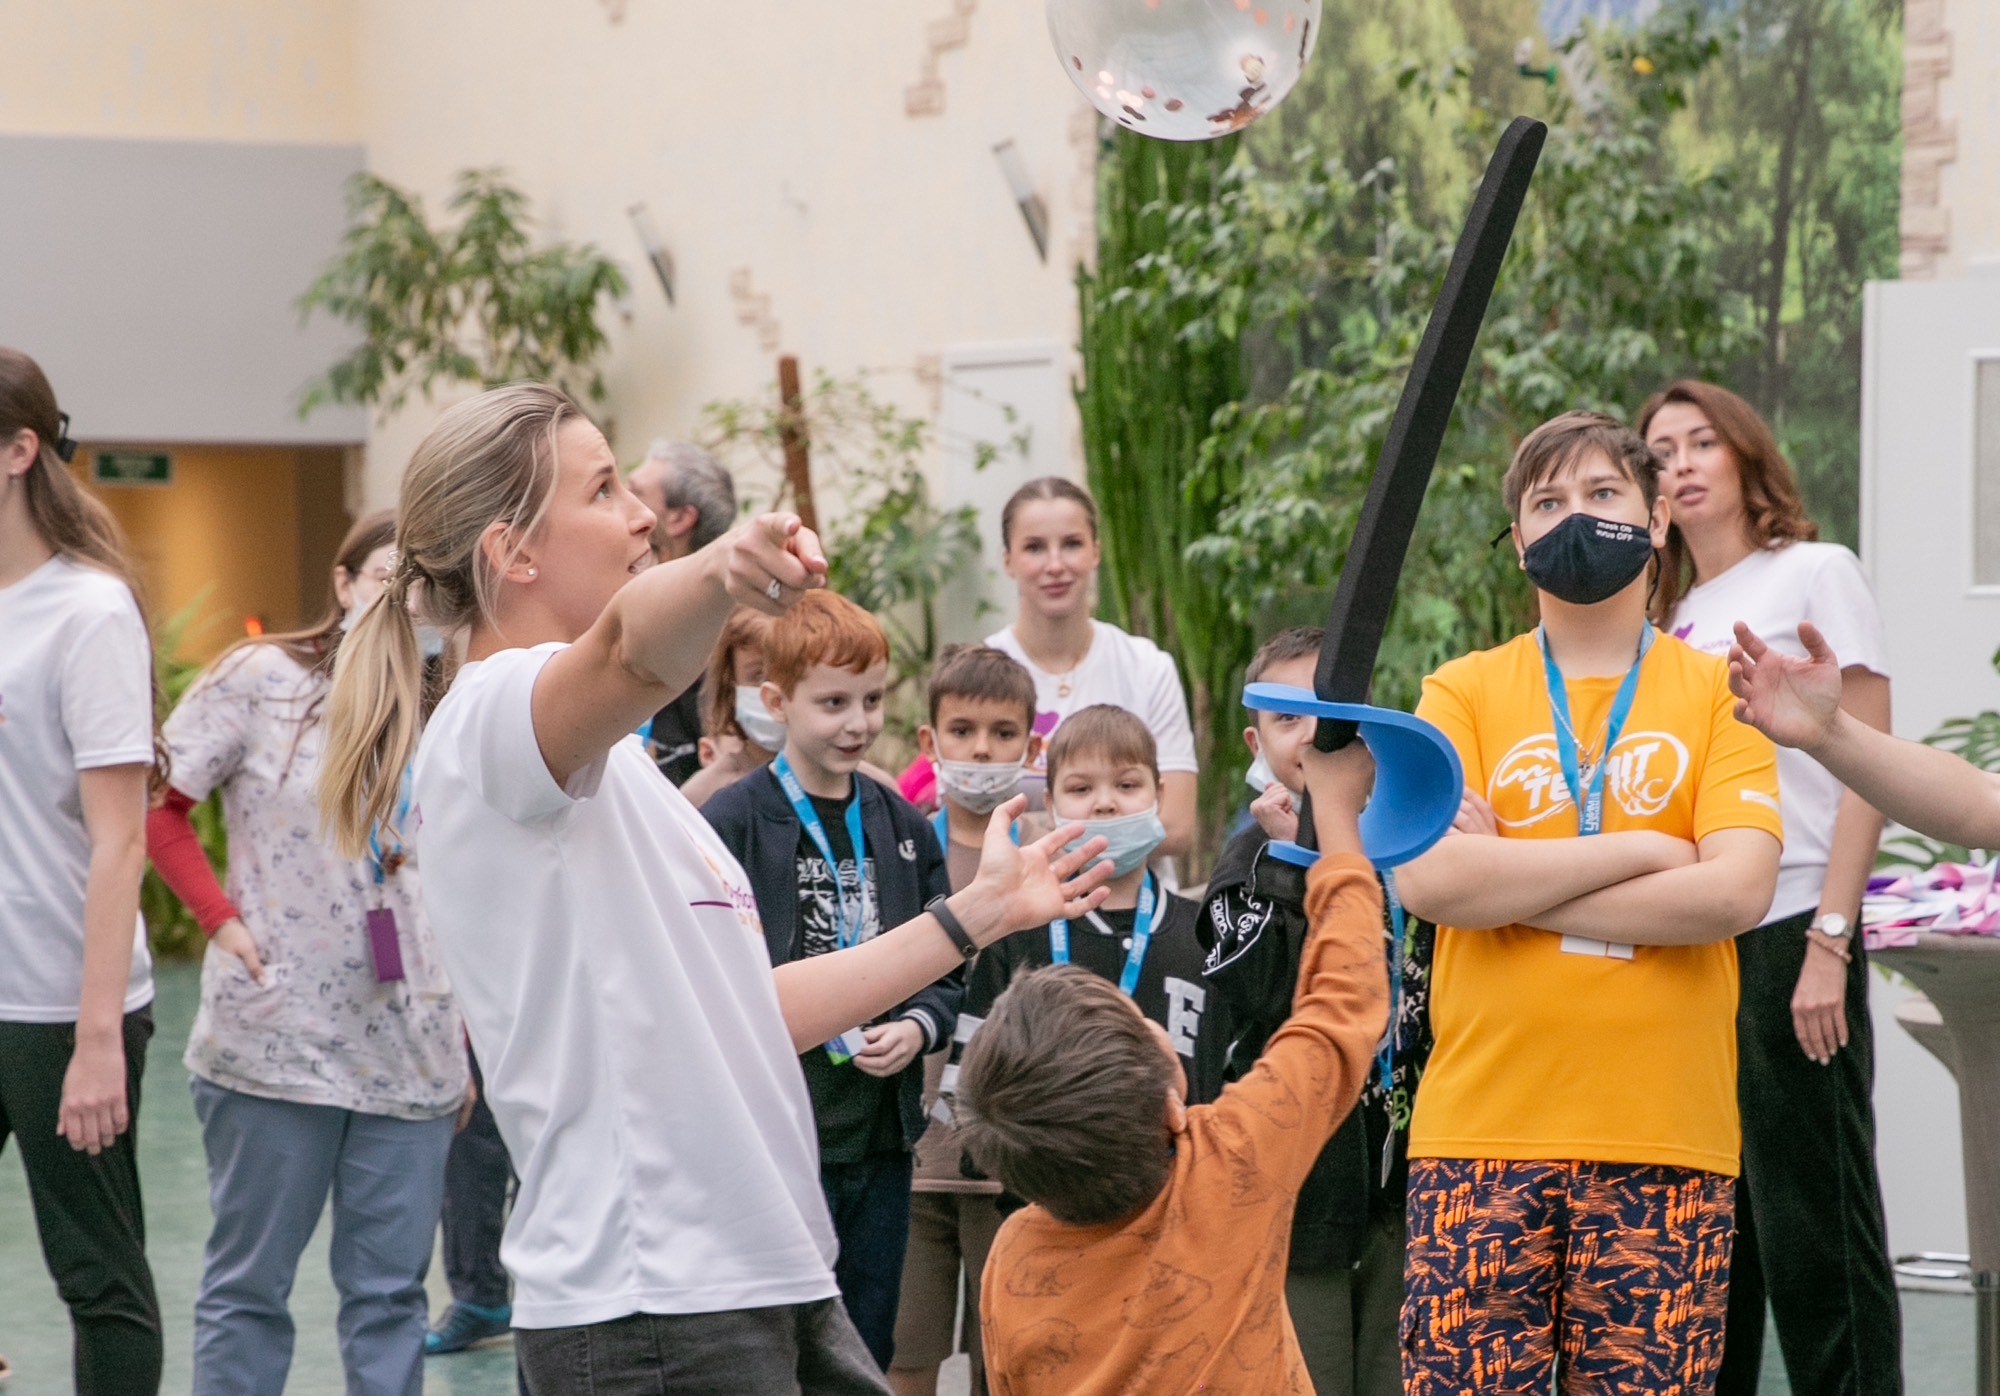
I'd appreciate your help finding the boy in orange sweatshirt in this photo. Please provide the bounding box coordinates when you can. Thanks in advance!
[955,737,1387,1395]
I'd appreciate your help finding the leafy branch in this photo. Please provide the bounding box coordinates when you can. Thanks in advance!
[298,168,628,417]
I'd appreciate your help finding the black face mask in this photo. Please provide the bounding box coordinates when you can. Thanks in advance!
[1521,513,1655,606]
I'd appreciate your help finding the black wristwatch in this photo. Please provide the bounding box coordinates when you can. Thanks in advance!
[927,895,979,961]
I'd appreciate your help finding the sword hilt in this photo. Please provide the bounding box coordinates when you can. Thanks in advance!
[1240,686,1462,869]
[1314,716,1360,753]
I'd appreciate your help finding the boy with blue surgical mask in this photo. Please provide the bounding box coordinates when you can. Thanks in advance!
[946,705,1229,1122]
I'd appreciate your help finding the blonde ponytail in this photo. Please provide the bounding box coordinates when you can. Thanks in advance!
[319,566,429,858]
[318,384,578,857]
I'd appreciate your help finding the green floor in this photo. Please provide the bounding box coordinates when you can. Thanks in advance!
[0,962,1974,1393]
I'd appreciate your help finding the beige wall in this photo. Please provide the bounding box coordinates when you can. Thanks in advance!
[1903,0,2000,278]
[349,0,1092,508]
[0,0,357,142]
[5,0,1092,511]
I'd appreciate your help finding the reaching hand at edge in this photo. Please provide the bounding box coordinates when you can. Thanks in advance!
[964,795,1115,943]
[1728,621,1843,752]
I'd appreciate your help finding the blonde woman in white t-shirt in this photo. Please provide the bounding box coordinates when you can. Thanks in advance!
[983,477,1198,860]
[317,385,1111,1395]
[1645,380,1899,1396]
[0,347,163,1394]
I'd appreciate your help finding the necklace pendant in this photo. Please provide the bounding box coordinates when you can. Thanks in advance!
[1057,681,1071,698]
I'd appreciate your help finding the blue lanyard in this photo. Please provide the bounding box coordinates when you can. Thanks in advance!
[774,755,870,949]
[366,770,415,890]
[931,808,1019,854]
[1051,872,1156,997]
[1377,869,1406,1099]
[1538,626,1654,837]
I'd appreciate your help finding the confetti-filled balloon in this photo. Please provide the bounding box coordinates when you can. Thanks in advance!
[1048,0,1321,142]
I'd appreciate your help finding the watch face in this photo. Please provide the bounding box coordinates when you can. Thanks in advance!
[1817,914,1852,939]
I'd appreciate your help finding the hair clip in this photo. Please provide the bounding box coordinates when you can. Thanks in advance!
[52,412,78,464]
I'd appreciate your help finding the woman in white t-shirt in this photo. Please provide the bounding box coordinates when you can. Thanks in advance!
[0,347,164,1394]
[317,385,1110,1395]
[146,507,468,1395]
[1645,380,1900,1396]
[984,477,1199,860]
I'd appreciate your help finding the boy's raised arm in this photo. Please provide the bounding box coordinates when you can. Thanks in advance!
[1208,745,1387,1194]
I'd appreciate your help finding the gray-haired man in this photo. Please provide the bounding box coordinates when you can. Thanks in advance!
[628,439,737,564]
[627,441,738,784]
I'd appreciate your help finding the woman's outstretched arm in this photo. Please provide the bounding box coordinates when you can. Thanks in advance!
[1732,621,2000,851]
[773,799,1113,1052]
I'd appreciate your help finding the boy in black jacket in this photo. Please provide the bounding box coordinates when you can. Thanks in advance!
[1200,627,1432,1396]
[703,591,959,1371]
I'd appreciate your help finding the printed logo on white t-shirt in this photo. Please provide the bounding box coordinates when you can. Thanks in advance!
[1489,730,1691,828]
[700,850,766,941]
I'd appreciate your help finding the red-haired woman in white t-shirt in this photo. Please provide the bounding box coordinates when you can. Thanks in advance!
[1647,379,1899,1396]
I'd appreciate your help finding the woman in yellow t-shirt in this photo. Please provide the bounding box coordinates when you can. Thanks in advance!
[1396,412,1782,1396]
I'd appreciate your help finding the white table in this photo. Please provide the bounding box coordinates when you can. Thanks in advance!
[1875,933,2000,1394]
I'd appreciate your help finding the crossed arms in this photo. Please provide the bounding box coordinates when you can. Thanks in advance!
[1396,812,1778,947]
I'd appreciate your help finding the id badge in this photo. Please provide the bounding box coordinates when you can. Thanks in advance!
[366,908,407,983]
[824,1027,870,1065]
[1560,934,1635,961]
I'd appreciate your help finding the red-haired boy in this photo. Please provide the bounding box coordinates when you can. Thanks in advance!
[704,590,960,1372]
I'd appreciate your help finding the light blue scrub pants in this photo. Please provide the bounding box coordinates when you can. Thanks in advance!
[190,1077,457,1396]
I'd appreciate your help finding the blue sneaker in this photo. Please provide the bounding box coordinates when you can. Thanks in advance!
[425,1301,512,1355]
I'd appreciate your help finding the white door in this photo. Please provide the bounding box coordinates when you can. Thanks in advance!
[933,340,1077,647]
[1862,273,2000,739]
[1859,271,2000,1261]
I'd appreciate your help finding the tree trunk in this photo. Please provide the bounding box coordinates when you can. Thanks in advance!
[1758,3,1820,415]
[777,355,818,535]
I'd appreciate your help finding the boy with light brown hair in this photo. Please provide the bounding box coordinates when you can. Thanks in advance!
[890,644,1040,1396]
[956,736,1387,1395]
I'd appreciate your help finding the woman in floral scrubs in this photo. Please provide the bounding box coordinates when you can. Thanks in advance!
[147,509,467,1396]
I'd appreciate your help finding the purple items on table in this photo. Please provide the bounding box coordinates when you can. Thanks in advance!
[1864,859,2000,948]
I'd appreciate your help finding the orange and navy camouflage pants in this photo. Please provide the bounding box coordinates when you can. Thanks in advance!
[1402,1158,1735,1396]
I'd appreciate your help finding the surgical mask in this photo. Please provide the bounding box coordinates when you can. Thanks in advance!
[935,758,1025,816]
[1521,513,1654,607]
[735,686,788,751]
[1245,753,1277,792]
[1070,805,1167,879]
